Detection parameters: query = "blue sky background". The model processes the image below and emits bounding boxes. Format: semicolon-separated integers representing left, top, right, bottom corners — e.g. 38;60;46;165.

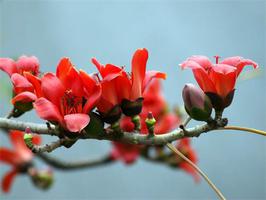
0;0;265;199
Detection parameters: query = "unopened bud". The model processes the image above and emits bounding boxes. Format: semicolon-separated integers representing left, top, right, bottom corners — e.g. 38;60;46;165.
31;169;54;190
182;84;212;121
24;133;34;149
145;112;156;135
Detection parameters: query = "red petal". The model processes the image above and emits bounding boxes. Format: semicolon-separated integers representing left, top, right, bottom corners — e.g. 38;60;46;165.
2;169;18;193
64;113;90;133
111;142;140;165
115;74;131;102
154;113;180;135
131;48;148;100
221;57;258;76
79;70;102;112
0;58;17;76
16;56;40;75
101;81;119;107
57;58;84;96
182;56;212;70
80;70;98;93
34;97;63;124
83;84;102;113
192;68;216;93
11;73;33;94
10;131;33;162
91;58;105;77
0;148;17;165
24;72;42;97
56;57;72;80
101;64;124;79
209;67;237;98
11;91;37;105
220;56;243;66
235;59;258;77
41;73;65;107
142;71;166;94
180;60;204;70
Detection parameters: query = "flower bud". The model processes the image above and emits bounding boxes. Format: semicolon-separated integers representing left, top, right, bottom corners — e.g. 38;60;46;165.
31;169;53;190
182;83;212;121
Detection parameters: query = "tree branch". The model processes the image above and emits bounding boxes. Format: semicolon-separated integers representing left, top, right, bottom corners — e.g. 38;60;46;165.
0;117;213;145
1;117;265;146
0;118;59;136
24;134;66;153
37;153;114;170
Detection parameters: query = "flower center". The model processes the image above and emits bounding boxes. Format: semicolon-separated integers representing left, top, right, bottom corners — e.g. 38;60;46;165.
60;90;83;115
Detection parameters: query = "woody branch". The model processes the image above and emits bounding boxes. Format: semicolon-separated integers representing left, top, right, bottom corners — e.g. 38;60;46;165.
0;117;226;146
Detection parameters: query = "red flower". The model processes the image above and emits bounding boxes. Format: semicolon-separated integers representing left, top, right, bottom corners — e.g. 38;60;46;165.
0;131;41;193
92;58;126;114
0;56;41;106
93;48;166;117
180;56;258;110
34;58;101;133
177;138;200;182
0;55;39;77
110;142;141;165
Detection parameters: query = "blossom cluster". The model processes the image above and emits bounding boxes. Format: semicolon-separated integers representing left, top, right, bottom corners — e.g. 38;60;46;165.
0;48;258;193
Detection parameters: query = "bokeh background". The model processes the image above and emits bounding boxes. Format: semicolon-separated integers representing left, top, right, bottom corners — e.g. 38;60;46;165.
0;0;265;199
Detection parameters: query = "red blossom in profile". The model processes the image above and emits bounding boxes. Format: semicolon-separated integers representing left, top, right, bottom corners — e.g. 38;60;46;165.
0;56;41;108
34;58;101;133
93;48;166;119
0;131;41;193
176;138;200;182
0;56;39;77
180;56;258;110
117;80;181;164
120;80;179;134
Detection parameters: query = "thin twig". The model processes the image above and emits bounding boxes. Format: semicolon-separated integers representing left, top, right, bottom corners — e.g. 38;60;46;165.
38;153;114;170
221;126;266;136
166;143;226;200
26;138;66;153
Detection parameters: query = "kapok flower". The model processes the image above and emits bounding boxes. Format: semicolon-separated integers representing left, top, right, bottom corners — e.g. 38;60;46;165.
110;142;141;165
0;131;41;193
0;55;39;77
176;138;200;182
93;48;166;118
180;56;258;110
34;58;101;133
0;56;41;115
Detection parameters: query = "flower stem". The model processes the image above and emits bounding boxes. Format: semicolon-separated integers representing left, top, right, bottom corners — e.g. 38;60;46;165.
221;126;266;136
166;143;226;200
